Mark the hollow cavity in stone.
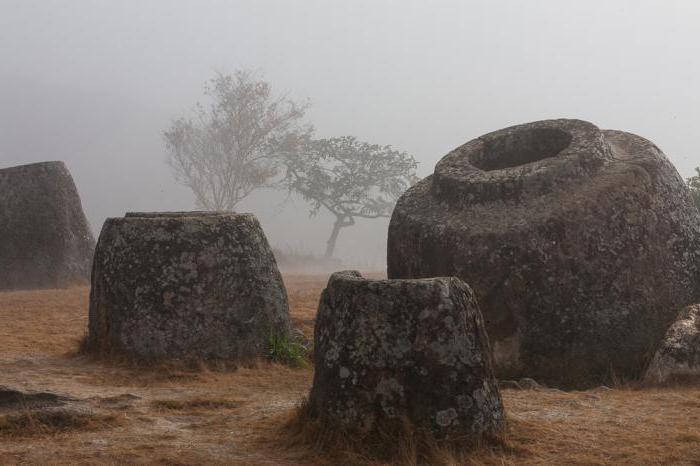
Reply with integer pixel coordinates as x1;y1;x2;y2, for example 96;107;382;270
471;127;573;171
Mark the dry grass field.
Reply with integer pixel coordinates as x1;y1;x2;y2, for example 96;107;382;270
0;274;699;465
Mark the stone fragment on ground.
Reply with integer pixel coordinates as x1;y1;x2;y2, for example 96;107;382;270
645;304;700;384
499;378;542;390
0;386;70;411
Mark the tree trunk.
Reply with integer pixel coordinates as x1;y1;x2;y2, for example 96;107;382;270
324;216;344;259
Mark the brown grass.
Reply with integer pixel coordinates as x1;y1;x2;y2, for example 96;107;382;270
151;397;245;411
0;286;88;357
0;275;699;465
285;274;326;340
278;397;507;466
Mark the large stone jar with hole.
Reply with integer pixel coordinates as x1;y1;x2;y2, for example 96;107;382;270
388;119;700;388
87;212;290;361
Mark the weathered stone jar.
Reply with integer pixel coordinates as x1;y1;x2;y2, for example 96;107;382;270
388;119;700;388
0;161;94;290
309;271;504;439
87;212;290;361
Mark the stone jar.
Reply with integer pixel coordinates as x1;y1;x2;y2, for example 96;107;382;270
388;119;700;388
309;271;504;439
87;211;290;361
0;161;94;290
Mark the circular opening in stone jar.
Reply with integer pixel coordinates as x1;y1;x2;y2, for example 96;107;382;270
471;127;573;171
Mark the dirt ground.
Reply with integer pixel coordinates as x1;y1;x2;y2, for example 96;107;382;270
0;274;699;465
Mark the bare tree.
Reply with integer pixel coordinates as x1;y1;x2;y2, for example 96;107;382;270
283;136;418;258
164;71;310;211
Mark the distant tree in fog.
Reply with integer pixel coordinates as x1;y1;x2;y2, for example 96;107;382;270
689;167;700;211
164;71;310;211
283;136;418;258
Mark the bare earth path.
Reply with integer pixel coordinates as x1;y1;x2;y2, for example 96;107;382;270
0;275;699;465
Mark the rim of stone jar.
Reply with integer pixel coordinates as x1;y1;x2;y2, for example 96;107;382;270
431;119;613;205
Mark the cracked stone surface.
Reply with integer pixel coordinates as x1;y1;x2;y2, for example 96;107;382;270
645;304;700;383
0;161;94;290
87;212;290;361
308;271;504;439
387;119;700;388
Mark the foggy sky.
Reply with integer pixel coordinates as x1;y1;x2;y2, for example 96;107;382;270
1;0;698;266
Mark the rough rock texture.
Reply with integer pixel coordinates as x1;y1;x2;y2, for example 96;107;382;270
645;304;700;383
388;119;700;388
0;161;94;290
309;271;504;439
87;212;290;361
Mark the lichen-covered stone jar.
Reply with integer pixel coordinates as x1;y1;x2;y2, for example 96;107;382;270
308;271;504;439
388;119;700;388
87;211;290;361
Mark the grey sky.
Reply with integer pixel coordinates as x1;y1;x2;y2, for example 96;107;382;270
1;0;698;265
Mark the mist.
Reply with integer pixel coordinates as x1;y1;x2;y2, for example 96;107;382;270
1;0;698;266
